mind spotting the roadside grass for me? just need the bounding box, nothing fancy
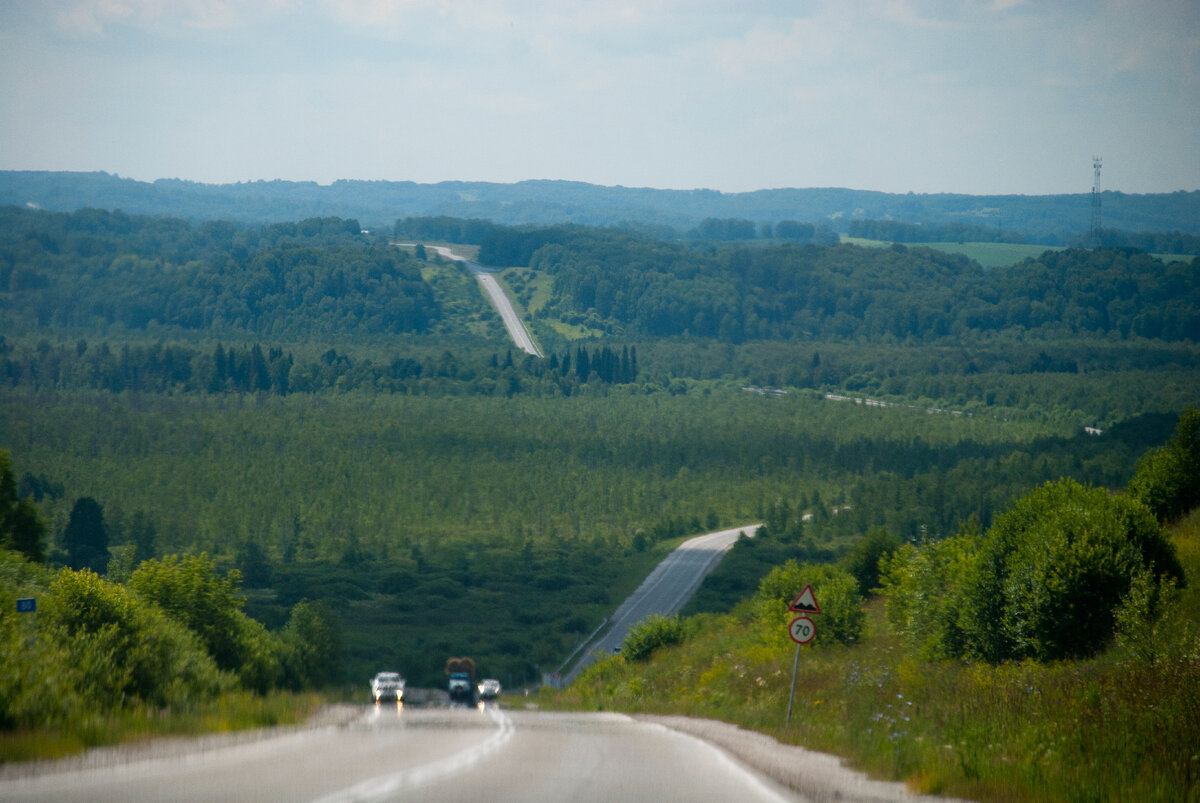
[549,513,1200,801]
[0,691,326,764]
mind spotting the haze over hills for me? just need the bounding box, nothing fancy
[2,170,1198,242]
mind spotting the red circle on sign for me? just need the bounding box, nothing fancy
[788,615,816,645]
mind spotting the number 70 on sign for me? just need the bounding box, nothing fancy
[788,615,816,644]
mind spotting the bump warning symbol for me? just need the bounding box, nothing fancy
[788,585,821,615]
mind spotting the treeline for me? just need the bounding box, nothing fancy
[0,338,641,396]
[400,217,1200,343]
[690,217,839,243]
[532,234,1200,342]
[1080,226,1200,254]
[848,218,1028,244]
[1,206,438,338]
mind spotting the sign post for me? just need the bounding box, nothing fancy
[785,586,820,724]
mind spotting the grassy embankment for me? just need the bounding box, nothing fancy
[551,512,1200,801]
[0,692,326,764]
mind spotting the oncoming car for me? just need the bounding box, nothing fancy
[477,678,502,700]
[371,672,405,703]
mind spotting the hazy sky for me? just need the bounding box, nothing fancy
[1,1,1197,195]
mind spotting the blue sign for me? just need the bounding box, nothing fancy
[16,598,36,613]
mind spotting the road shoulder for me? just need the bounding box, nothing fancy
[639,715,963,802]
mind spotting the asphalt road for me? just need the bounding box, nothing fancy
[0,706,802,803]
[563,524,761,683]
[415,244,542,357]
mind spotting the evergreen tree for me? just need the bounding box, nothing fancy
[0,451,47,562]
[63,496,110,573]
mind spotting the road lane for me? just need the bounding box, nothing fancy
[1,707,801,803]
[564,524,761,683]
[399,243,541,356]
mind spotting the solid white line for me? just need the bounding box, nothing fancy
[642,722,794,803]
[309,708,515,803]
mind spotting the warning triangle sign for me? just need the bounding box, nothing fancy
[788,585,821,614]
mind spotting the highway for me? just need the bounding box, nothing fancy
[404,243,542,357]
[1,706,802,803]
[562,524,761,683]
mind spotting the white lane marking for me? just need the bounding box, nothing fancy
[642,722,795,803]
[311,707,515,803]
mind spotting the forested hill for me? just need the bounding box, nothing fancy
[3,170,1198,240]
[0,207,437,338]
[520,229,1200,343]
[3,206,1199,347]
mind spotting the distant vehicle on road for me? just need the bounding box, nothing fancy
[477,678,501,700]
[371,671,405,703]
[446,657,477,704]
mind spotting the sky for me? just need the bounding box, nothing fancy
[1,0,1197,195]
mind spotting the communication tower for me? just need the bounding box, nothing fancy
[1090,156,1103,244]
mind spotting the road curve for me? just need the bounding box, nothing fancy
[400,243,541,357]
[563,524,761,683]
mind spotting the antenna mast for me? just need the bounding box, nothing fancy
[1090,156,1103,245]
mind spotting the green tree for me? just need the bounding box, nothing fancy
[754,561,865,647]
[0,451,47,562]
[1128,407,1200,523]
[894,479,1186,663]
[45,567,226,708]
[841,526,900,596]
[62,497,109,573]
[282,600,344,687]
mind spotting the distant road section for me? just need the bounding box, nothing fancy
[401,244,541,357]
[561,524,761,684]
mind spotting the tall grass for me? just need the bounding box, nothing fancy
[0,691,326,764]
[552,515,1200,801]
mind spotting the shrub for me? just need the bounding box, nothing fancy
[754,561,865,647]
[129,554,285,691]
[44,568,227,709]
[622,614,686,662]
[886,479,1185,662]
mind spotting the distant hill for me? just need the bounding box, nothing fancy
[2,170,1198,241]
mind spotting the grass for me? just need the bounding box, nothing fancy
[0,691,327,764]
[549,512,1200,801]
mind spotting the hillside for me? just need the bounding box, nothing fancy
[3,171,1199,240]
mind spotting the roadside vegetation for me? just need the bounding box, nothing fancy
[554,411,1200,802]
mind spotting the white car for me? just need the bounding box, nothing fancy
[371,672,405,703]
[477,679,502,700]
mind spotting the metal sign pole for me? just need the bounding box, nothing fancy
[785,642,800,724]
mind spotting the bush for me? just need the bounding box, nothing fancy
[754,561,865,647]
[885,479,1185,662]
[129,554,285,691]
[622,614,686,662]
[43,568,227,710]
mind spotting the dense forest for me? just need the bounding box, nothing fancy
[2,202,1198,699]
[5,208,1199,350]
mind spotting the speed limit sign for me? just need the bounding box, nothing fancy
[788,615,816,645]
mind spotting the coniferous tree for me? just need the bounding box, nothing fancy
[63,496,109,573]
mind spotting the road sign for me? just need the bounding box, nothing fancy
[788,585,821,615]
[16,598,35,613]
[788,615,816,645]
